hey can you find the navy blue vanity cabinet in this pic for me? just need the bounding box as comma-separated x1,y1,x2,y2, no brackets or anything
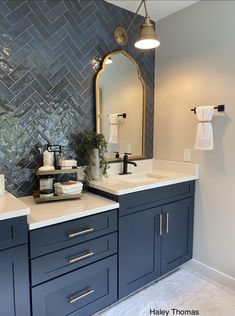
161,197,194,275
90,181,195,299
117,181,195,298
30,210,118,316
119,206,162,298
0,216,30,316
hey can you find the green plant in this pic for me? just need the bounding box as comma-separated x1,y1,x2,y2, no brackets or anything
79,132,108,185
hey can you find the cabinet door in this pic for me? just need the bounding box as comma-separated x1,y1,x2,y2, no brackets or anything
161,198,194,275
0,245,30,316
119,207,161,298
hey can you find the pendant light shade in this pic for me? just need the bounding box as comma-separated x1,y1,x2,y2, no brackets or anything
134,17,160,50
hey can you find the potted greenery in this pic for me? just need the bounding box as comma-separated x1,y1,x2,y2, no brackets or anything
80,132,108,185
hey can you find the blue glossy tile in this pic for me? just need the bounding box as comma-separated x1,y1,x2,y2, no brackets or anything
47,14,66,35
49,65,68,85
9,30,32,54
11,84,34,108
31,91,54,115
35,72,53,91
10,43,33,68
65,60,84,83
7,2,31,25
13,97,35,118
0,0,155,196
8,15,31,38
64,10,82,35
0,68,14,87
0,80,15,101
46,1,66,23
48,52,67,75
36,0,49,14
46,0,60,10
27,12,50,40
49,77,68,98
27,1,50,27
0,1,11,17
64,35,83,60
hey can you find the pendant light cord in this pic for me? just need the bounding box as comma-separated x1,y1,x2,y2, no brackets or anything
126,0,148,34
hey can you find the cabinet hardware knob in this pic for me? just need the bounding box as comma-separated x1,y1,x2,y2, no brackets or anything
159,214,163,236
166,212,169,234
68,251,94,264
68,288,94,304
68,227,94,238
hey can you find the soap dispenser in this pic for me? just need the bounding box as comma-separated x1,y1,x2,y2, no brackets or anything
43,148,54,166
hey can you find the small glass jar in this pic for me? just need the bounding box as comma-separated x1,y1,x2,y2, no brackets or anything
39,175,54,192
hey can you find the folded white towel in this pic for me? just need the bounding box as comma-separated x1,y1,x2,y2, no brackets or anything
195,106,214,150
55,188,82,193
55,190,82,196
109,113,119,144
54,181,83,192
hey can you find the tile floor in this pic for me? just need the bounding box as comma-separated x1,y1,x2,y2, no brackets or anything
98,269,235,316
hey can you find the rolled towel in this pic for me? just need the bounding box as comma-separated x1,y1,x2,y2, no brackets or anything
109,113,119,143
195,106,214,150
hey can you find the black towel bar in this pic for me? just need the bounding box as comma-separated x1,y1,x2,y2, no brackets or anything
191,105,225,114
118,113,127,118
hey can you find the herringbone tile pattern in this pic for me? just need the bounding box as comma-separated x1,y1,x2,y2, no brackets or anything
0,0,155,196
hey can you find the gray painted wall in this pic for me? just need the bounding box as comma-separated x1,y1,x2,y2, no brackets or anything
155,1,235,279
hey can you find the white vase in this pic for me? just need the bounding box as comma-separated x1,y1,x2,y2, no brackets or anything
91,148,102,180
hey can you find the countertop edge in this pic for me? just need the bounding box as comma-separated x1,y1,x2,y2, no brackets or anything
89,176,198,196
0,207,30,221
28,203,119,230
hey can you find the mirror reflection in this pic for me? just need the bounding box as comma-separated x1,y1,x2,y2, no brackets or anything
96,51,145,160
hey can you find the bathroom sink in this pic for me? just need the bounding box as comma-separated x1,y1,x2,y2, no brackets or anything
113,173,170,184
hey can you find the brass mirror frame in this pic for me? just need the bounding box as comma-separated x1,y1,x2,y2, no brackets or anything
95,50,146,161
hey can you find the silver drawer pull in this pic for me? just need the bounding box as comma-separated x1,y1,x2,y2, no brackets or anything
69,288,94,304
68,227,94,238
68,251,94,264
159,214,163,236
166,212,169,234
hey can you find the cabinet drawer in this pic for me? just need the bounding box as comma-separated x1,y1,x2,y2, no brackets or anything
0,216,27,251
119,181,195,216
32,255,117,316
30,210,117,258
31,232,117,286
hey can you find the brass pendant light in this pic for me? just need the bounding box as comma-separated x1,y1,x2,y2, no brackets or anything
114,0,160,50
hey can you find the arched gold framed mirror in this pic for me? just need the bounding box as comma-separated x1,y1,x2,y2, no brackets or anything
95,50,146,160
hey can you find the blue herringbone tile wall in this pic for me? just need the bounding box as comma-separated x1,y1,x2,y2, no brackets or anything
0,0,155,196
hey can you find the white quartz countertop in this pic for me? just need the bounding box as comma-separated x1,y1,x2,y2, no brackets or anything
89,160,199,196
0,192,30,221
20,193,119,230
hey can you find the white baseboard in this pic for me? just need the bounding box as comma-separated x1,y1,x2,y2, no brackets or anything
182,259,235,291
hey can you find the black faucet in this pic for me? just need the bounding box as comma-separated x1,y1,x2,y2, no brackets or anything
119,153,137,175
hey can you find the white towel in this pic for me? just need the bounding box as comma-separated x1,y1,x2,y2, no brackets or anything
195,106,214,150
54,181,83,191
55,190,82,196
109,114,119,143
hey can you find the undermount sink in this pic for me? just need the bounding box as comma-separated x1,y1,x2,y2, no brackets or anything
112,173,170,184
